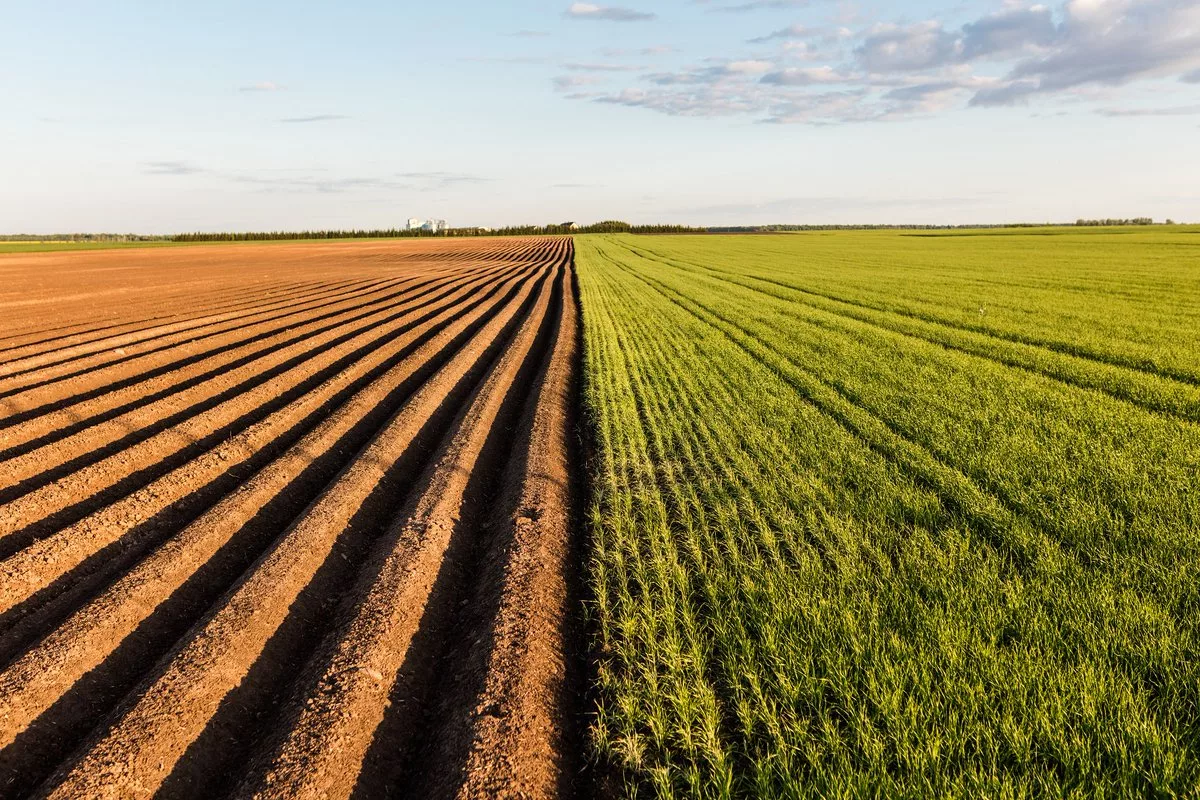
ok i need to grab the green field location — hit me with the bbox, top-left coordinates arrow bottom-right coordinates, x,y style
576,230 -> 1200,797
0,240 -> 182,254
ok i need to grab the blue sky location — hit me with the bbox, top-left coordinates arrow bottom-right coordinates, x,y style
4,0 -> 1199,232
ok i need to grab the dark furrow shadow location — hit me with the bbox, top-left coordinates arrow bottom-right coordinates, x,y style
0,275 -> 426,401
0,275 -> 534,800
0,267 -> 513,465
0,266 -> 517,436
0,271 -> 530,643
0,268 -> 522,515
0,278 -> 334,358
0,277 -> 384,384
156,268 -> 550,799
351,259 -> 564,799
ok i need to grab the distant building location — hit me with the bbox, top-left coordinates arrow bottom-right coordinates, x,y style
561,221 -> 578,230
409,218 -> 448,232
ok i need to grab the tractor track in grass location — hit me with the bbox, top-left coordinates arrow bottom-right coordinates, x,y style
0,236 -> 583,799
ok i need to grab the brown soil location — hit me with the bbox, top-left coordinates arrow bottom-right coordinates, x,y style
0,237 -> 583,799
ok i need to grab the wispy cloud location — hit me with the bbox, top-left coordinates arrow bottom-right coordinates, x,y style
698,0 -> 811,12
599,45 -> 675,56
563,61 -> 645,72
144,161 -> 205,175
554,75 -> 608,91
507,29 -> 550,37
565,3 -> 656,22
460,55 -> 549,65
279,114 -> 349,123
146,163 -> 489,194
1098,104 -> 1200,117
239,81 -> 283,92
747,24 -> 813,43
232,175 -> 408,193
676,193 -> 987,217
397,171 -> 489,188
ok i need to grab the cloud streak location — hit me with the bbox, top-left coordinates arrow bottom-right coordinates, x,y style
565,3 -> 656,21
397,171 -> 490,189
143,163 -> 488,195
279,114 -> 349,123
239,81 -> 283,92
699,0 -> 811,12
144,161 -> 205,175
1098,104 -> 1200,117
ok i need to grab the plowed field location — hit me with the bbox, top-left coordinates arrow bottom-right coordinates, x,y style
0,237 -> 581,799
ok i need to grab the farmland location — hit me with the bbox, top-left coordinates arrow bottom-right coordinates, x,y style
0,237 -> 579,798
576,229 -> 1200,797
1,227 -> 1198,798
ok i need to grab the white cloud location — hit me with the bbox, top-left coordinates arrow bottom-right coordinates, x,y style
854,22 -> 962,73
973,0 -> 1200,105
564,0 -> 1200,123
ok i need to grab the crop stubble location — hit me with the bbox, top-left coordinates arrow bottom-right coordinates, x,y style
0,237 -> 581,799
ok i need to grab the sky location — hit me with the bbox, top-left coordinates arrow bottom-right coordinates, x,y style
3,0 -> 1200,232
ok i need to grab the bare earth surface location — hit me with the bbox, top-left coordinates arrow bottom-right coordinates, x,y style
0,237 -> 581,799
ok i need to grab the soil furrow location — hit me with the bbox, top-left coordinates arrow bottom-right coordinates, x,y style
0,279 -> 329,358
33,261 -> 551,800
0,277 -> 381,378
0,265 -> 531,651
233,250 -> 561,800
0,237 -> 582,800
0,276 -> 418,401
0,271 -> 542,798
0,272 -> 468,434
0,265 -> 513,479
0,263 -> 536,608
426,253 -> 581,800
0,270 -> 499,524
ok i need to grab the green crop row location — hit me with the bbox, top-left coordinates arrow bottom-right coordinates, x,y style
575,230 -> 1200,798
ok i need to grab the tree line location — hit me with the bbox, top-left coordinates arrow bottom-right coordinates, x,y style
7,220 -> 1179,245
1074,218 -> 1156,226
0,233 -> 170,242
169,221 -> 704,242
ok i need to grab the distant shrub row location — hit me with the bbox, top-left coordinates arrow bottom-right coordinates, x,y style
168,221 -> 704,242
4,220 -> 1182,244
1074,218 -> 1156,226
0,233 -> 169,242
